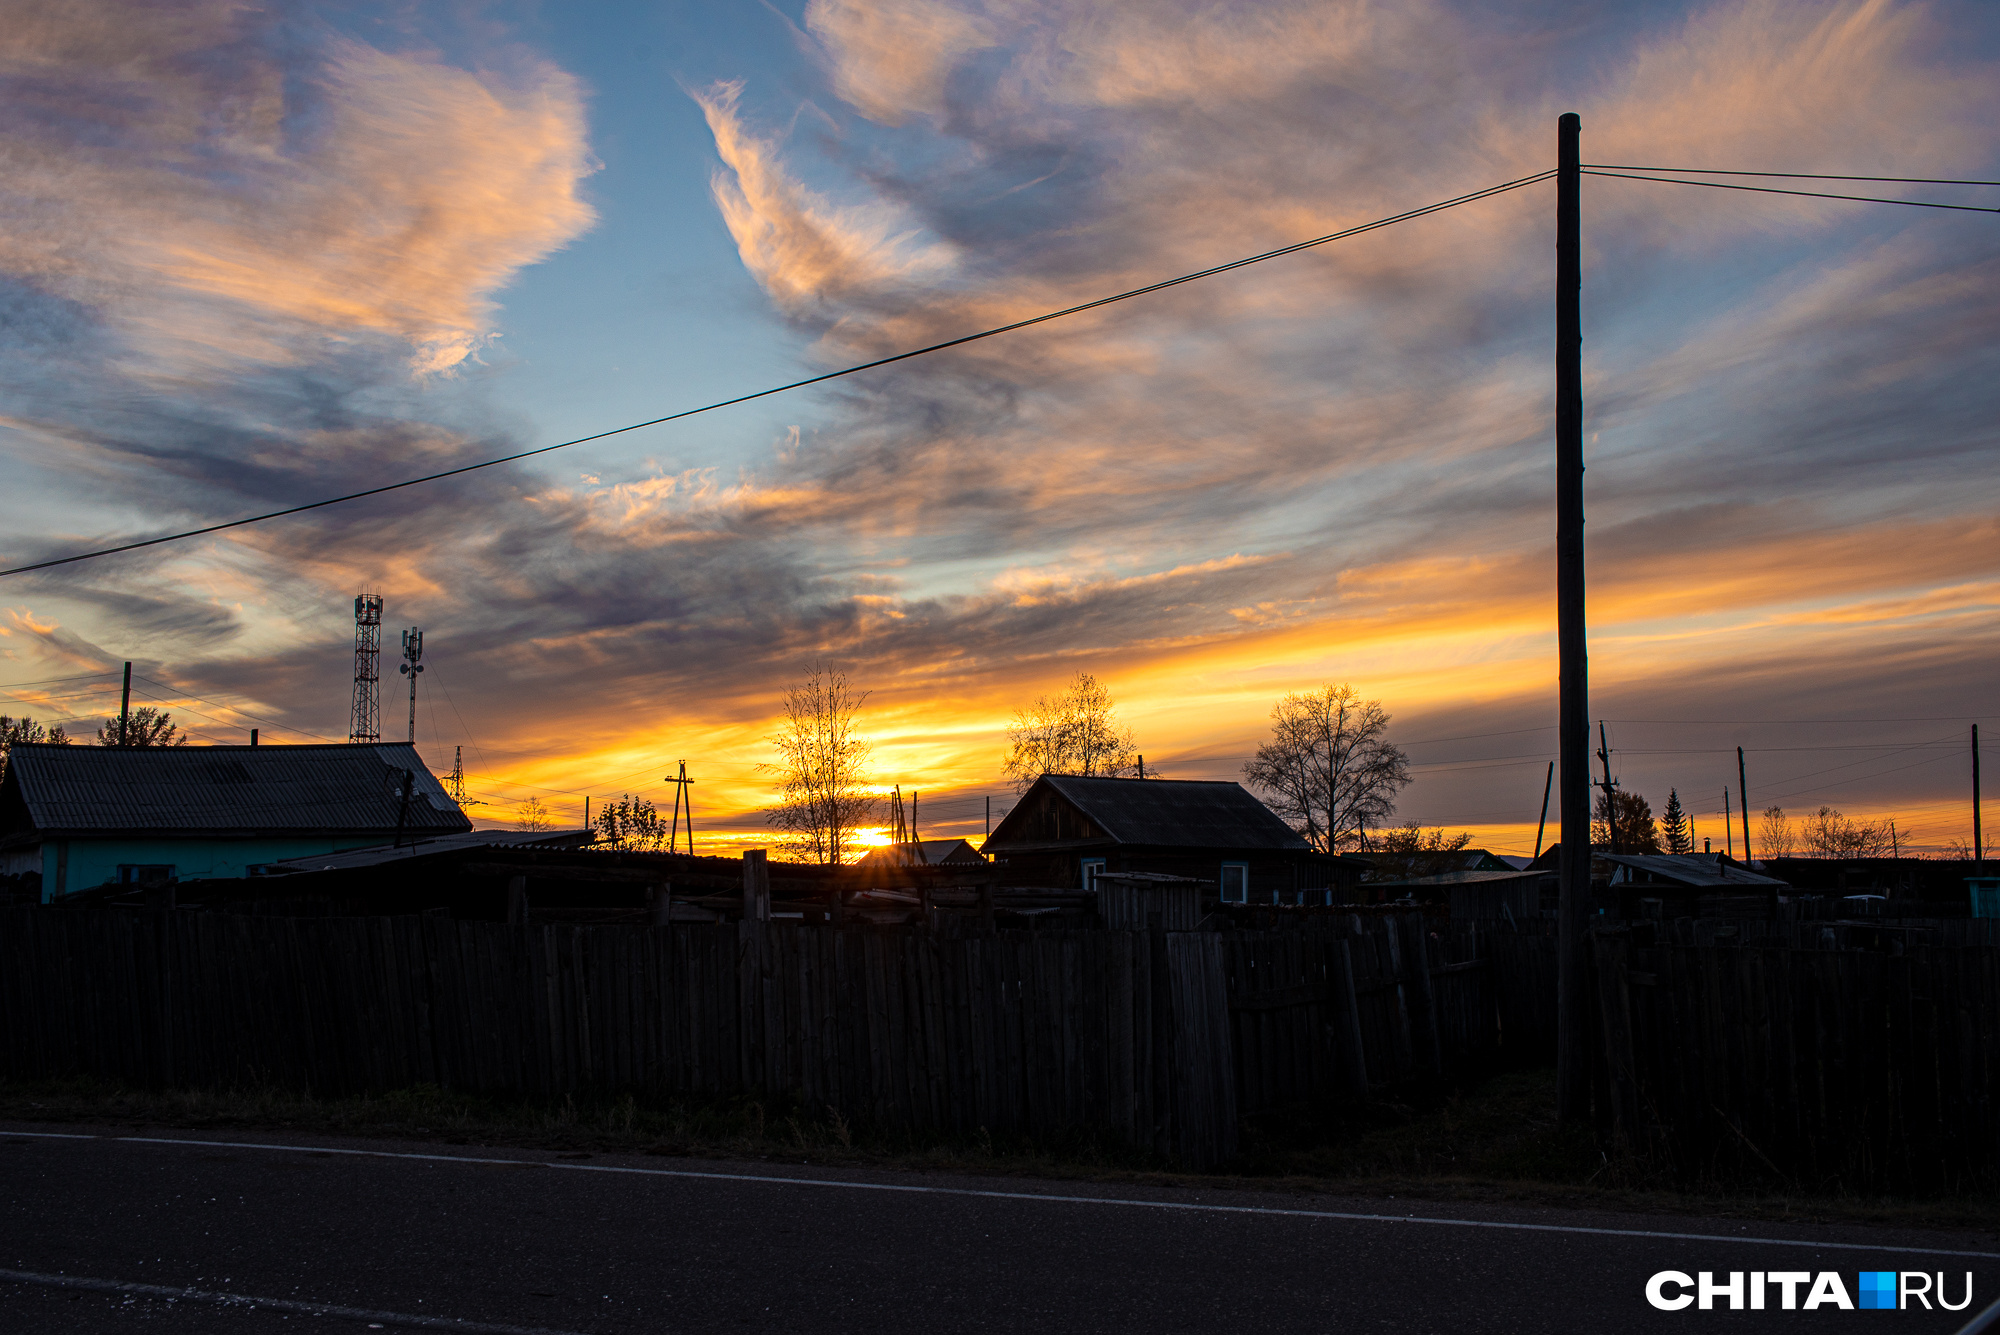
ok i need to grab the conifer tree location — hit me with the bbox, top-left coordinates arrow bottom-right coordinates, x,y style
1660,788 -> 1692,855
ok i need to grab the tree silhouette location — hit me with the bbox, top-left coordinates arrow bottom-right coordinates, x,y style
1660,789 -> 1692,854
96,706 -> 184,748
764,665 -> 876,865
1593,790 -> 1660,853
1242,684 -> 1410,853
1001,673 -> 1138,791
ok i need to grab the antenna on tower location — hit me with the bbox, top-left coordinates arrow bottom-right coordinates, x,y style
349,593 -> 383,743
398,626 -> 425,745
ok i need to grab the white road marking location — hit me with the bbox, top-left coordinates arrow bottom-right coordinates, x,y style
10,1129 -> 2000,1260
0,1266 -> 598,1334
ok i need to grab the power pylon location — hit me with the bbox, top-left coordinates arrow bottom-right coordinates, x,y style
349,593 -> 383,743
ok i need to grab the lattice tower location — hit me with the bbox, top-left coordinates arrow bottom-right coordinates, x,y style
349,592 -> 383,743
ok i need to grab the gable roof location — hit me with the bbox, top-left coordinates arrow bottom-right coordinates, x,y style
1602,852 -> 1788,889
856,838 -> 986,868
0,742 -> 472,840
986,775 -> 1310,852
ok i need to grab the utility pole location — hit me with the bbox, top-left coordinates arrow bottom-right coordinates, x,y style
118,661 -> 132,747
398,627 -> 424,745
1974,724 -> 1984,863
985,795 -> 991,839
1723,787 -> 1733,858
666,761 -> 695,855
1554,110 -> 1591,1126
1737,747 -> 1754,864
1596,720 -> 1618,855
1533,760 -> 1554,860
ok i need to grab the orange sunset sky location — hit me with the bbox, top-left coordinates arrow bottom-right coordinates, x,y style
1,0 -> 1995,857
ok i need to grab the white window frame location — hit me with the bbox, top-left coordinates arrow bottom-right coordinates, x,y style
1219,862 -> 1249,905
1080,858 -> 1106,892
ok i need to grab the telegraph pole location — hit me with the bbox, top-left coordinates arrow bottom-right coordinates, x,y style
1737,746 -> 1753,864
118,661 -> 132,747
1554,111 -> 1590,1125
1596,720 -> 1618,855
1533,760 -> 1554,860
1974,724 -> 1984,862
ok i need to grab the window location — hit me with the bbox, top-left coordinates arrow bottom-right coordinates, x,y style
117,865 -> 175,885
1080,858 -> 1106,892
1219,862 -> 1249,904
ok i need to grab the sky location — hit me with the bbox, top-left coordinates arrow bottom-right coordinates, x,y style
1,0 -> 1996,857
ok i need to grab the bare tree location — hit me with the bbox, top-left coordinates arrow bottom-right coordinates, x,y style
1802,805 -> 1891,857
765,665 -> 876,864
1760,805 -> 1797,858
97,706 -> 184,748
515,796 -> 552,831
1241,684 -> 1410,852
1001,673 -> 1138,792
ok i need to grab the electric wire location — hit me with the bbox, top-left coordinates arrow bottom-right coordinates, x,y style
0,170 -> 1556,581
1581,169 -> 2000,214
1584,165 -> 2000,186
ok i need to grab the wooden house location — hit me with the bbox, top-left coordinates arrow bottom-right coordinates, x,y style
979,775 -> 1359,906
0,742 -> 470,900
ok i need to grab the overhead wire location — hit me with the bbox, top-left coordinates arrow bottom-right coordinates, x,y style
0,169 -> 1556,581
1584,165 -> 2000,186
1580,169 -> 2000,214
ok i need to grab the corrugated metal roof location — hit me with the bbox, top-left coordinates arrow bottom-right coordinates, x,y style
1002,776 -> 1310,850
856,838 -> 986,868
1603,852 -> 1788,889
1,742 -> 473,838
264,828 -> 595,873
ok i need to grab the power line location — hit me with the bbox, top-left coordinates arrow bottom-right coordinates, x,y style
0,170 -> 1555,581
0,672 -> 120,690
1581,169 -> 2000,214
1585,164 -> 2000,186
131,673 -> 334,742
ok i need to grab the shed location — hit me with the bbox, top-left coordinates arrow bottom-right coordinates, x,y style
980,775 -> 1359,906
0,742 -> 470,900
854,838 -> 987,872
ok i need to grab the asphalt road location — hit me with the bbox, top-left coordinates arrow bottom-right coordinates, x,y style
4,1125 -> 1999,1334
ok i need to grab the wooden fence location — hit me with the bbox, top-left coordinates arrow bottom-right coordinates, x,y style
0,907 -> 1240,1168
1592,928 -> 2000,1192
1220,915 -> 1554,1114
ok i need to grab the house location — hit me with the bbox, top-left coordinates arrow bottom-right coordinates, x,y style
979,775 -> 1359,906
854,838 -> 987,872
1366,867 -> 1553,920
0,742 -> 471,900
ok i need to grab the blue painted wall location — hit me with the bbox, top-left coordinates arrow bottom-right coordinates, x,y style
41,835 -> 393,900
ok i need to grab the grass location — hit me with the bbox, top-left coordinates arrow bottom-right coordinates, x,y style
5,1070 -> 1997,1233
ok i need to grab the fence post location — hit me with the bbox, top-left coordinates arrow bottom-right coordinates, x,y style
742,850 -> 770,922
506,876 -> 527,925
1591,929 -> 1639,1151
1331,937 -> 1370,1094
1402,914 -> 1443,1076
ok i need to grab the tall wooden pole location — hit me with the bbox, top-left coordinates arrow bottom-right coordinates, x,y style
1534,759 -> 1555,859
1554,112 -> 1590,1125
118,661 -> 132,747
1974,724 -> 1983,862
1737,747 -> 1754,864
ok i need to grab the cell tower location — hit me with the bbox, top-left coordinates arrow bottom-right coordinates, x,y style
349,593 -> 383,743
398,626 -> 424,744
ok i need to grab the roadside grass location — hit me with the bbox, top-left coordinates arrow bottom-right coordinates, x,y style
5,1069 -> 1997,1233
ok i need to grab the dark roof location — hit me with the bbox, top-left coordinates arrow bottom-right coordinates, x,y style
856,838 -> 986,868
987,776 -> 1310,852
1602,853 -> 1788,889
0,742 -> 472,840
263,828 -> 595,873
1369,868 -> 1552,888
